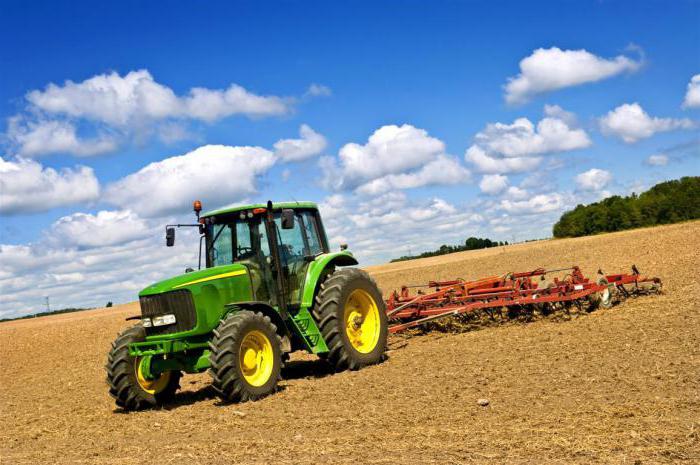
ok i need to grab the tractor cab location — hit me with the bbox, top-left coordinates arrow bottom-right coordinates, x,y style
200,202 -> 329,310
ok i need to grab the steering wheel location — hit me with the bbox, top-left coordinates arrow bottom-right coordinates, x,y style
237,245 -> 254,258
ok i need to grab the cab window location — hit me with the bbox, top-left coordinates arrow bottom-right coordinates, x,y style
276,214 -> 307,259
208,224 -> 233,267
234,221 -> 255,260
300,211 -> 323,256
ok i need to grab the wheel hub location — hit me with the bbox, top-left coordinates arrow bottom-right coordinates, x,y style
238,330 -> 274,387
135,356 -> 171,395
344,289 -> 381,354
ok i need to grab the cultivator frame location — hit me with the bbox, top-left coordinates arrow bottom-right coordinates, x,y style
385,266 -> 661,333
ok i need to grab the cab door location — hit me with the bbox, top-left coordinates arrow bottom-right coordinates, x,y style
274,210 -> 324,307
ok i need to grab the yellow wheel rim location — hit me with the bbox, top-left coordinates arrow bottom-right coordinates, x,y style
344,289 -> 381,354
239,330 -> 274,387
134,357 -> 171,395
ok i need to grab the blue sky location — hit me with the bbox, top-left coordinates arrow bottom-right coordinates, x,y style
1,0 -> 699,317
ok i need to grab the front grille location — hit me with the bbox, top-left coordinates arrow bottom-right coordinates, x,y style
139,290 -> 197,335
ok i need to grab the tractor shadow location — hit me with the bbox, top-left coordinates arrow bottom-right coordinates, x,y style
166,385 -> 219,409
281,357 -> 335,381
113,356 -> 387,413
112,385 -> 219,413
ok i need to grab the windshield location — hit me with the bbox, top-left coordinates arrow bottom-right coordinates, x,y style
206,217 -> 268,267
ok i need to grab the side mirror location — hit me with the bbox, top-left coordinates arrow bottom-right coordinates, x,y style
166,227 -> 175,247
281,209 -> 295,229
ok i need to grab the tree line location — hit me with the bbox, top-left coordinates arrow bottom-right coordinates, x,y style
553,176 -> 700,238
0,307 -> 90,323
391,237 -> 508,263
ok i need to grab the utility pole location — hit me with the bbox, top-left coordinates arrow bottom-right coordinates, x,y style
45,296 -> 50,313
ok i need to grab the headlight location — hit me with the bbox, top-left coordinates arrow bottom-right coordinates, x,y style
152,314 -> 177,327
142,318 -> 152,327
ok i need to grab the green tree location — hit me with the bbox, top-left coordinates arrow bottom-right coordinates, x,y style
553,177 -> 700,238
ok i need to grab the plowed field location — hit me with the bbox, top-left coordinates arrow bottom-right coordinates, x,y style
1,221 -> 699,464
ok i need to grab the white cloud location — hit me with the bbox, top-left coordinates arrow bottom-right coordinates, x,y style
599,103 -> 695,143
474,115 -> 591,158
273,124 -> 327,161
504,47 -> 642,104
465,107 -> 590,174
406,198 -> 457,221
500,193 -> 567,215
479,174 -> 509,195
5,69 -> 298,157
682,74 -> 700,109
646,154 -> 669,166
305,83 -> 332,98
26,69 -> 290,126
318,193 -> 347,221
322,124 -> 470,192
7,118 -> 117,157
520,171 -> 557,192
0,157 -> 99,214
543,104 -> 578,126
105,144 -> 276,217
0,223 -> 200,319
157,122 -> 195,144
339,124 -> 444,183
355,155 -> 470,195
575,168 -> 613,191
319,187 -> 571,265
320,193 -> 488,263
465,146 -> 540,174
48,210 -> 150,249
504,186 -> 529,200
183,85 -> 289,122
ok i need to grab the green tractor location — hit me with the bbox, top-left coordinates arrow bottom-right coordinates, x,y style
106,200 -> 388,410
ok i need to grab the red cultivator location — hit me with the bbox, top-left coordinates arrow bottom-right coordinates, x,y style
385,265 -> 662,333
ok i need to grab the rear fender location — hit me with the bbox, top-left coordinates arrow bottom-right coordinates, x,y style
300,251 -> 359,309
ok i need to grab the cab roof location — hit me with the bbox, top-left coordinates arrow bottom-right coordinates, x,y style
201,201 -> 318,218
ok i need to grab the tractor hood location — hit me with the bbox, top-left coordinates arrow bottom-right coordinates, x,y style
139,264 -> 249,297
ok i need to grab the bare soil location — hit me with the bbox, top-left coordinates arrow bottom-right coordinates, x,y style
1,221 -> 699,464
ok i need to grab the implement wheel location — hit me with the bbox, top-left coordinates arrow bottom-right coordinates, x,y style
209,311 -> 282,403
106,325 -> 181,411
596,277 -> 615,309
313,268 -> 388,371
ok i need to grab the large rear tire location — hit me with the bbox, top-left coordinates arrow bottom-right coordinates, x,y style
313,268 -> 388,371
106,325 -> 181,411
209,311 -> 282,403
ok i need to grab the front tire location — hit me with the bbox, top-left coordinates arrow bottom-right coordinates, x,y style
106,325 -> 181,411
313,268 -> 388,371
208,311 -> 282,403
